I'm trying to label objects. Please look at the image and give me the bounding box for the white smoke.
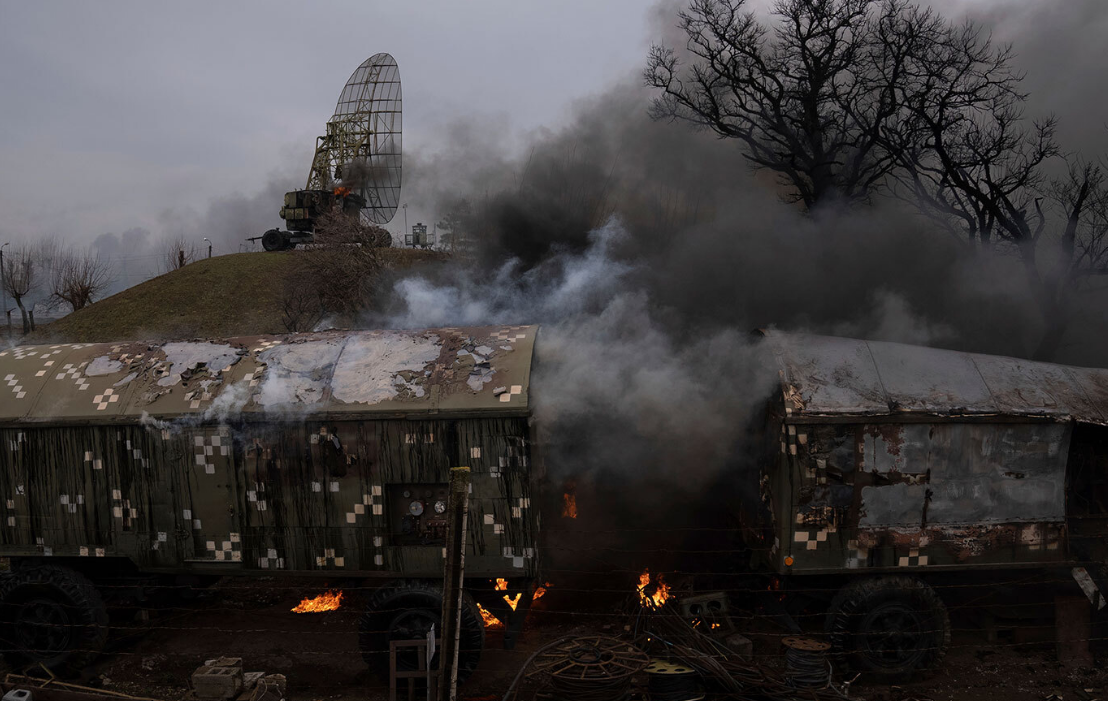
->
[382,218,776,484]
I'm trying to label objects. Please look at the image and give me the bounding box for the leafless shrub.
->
[160,236,198,274]
[281,284,327,332]
[280,208,384,330]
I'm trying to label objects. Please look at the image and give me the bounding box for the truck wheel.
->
[825,576,949,679]
[358,580,485,684]
[261,229,287,252]
[0,564,109,676]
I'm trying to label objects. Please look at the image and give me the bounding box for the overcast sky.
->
[2,0,1104,258]
[0,0,656,249]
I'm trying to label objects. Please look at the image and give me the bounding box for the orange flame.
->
[494,578,522,610]
[291,590,343,613]
[637,569,670,608]
[533,584,548,602]
[477,603,503,629]
[333,186,351,197]
[562,479,578,519]
[491,575,520,611]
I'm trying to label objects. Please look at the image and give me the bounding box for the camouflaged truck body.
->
[0,326,540,578]
[747,331,1108,577]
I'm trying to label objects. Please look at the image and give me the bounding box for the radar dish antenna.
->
[308,53,402,225]
[259,53,402,251]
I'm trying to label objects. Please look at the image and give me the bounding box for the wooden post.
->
[1055,595,1093,667]
[438,467,471,701]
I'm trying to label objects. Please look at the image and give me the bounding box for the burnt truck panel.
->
[780,421,1071,573]
[0,327,539,579]
[752,330,1108,576]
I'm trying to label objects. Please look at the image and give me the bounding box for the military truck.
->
[744,330,1108,676]
[0,326,539,678]
[4,325,1108,680]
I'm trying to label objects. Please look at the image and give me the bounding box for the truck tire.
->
[261,229,287,252]
[0,563,109,676]
[358,580,485,684]
[825,576,949,679]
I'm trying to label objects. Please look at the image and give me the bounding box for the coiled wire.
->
[541,672,636,701]
[783,639,831,689]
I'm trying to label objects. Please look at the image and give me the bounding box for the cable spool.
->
[532,636,649,701]
[644,659,704,701]
[782,636,831,688]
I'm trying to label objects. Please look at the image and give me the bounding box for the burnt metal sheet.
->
[859,483,927,527]
[769,333,888,415]
[857,423,1069,528]
[925,423,1068,524]
[784,420,1075,574]
[0,326,536,425]
[762,330,1108,425]
[866,342,993,414]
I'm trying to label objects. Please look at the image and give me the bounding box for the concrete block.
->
[191,664,243,700]
[725,633,753,660]
[203,657,243,670]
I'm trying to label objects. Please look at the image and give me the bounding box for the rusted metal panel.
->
[856,423,1069,527]
[858,483,927,527]
[0,326,536,425]
[777,420,1073,575]
[926,423,1068,524]
[762,330,1108,425]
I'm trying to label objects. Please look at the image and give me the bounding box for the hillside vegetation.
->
[28,248,446,343]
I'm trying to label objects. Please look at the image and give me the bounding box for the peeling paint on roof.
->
[0,326,536,424]
[761,330,1108,424]
[85,356,124,376]
[330,333,441,405]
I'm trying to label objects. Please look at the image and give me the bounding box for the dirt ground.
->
[15,579,1108,701]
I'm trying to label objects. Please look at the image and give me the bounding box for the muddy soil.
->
[10,579,1106,701]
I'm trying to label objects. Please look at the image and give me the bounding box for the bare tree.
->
[886,18,1106,359]
[160,236,198,274]
[50,251,114,312]
[645,0,939,209]
[1,247,37,334]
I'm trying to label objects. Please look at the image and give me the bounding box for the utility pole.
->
[203,237,212,259]
[0,243,8,340]
[403,203,409,245]
[438,466,470,701]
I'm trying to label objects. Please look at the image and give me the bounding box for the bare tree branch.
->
[1,247,37,334]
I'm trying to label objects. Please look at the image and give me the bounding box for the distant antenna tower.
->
[256,53,402,251]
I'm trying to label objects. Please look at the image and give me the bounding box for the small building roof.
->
[0,325,536,425]
[761,330,1108,425]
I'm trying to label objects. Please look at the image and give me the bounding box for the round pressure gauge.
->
[408,500,425,516]
[434,500,447,514]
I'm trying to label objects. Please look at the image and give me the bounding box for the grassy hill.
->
[29,248,445,343]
